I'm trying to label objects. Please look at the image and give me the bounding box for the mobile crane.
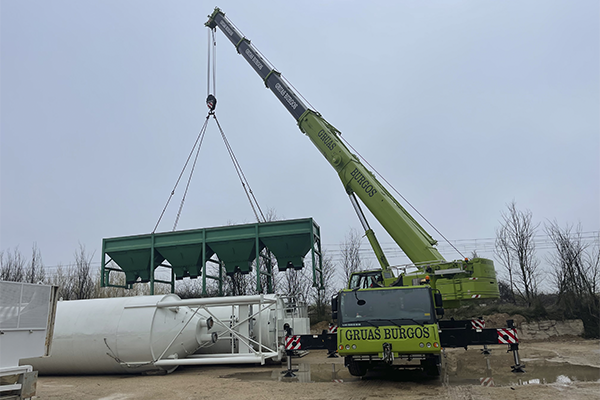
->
[205,7,523,377]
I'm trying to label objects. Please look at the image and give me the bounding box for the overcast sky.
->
[1,1,598,280]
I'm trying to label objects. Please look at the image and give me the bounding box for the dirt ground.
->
[33,338,599,400]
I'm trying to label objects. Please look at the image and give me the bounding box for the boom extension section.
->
[206,8,445,265]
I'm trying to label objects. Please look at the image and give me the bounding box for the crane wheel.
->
[346,357,368,377]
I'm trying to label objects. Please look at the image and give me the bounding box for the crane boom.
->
[206,8,444,265]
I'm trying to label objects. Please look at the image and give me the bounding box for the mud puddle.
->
[222,363,361,383]
[223,358,599,386]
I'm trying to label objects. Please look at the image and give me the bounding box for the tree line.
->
[0,231,360,325]
[2,202,599,336]
[494,201,599,337]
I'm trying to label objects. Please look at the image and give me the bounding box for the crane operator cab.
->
[348,269,397,289]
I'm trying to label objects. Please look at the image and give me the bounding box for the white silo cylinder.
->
[21,294,210,375]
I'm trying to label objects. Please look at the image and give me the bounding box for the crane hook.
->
[206,94,217,112]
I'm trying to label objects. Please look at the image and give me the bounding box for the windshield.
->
[340,287,435,325]
[349,271,384,290]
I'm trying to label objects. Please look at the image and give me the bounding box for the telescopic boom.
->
[206,8,444,267]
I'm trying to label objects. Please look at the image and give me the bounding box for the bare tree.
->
[278,267,311,303]
[309,251,339,322]
[224,270,253,296]
[588,235,600,295]
[72,243,95,300]
[0,247,26,282]
[175,278,203,299]
[340,228,363,287]
[494,201,540,306]
[48,263,73,300]
[497,280,515,303]
[546,222,599,338]
[25,243,45,284]
[495,227,516,303]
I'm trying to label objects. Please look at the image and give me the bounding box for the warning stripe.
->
[480,377,495,386]
[497,328,519,344]
[471,319,485,330]
[284,335,302,350]
[328,324,338,334]
[471,294,481,298]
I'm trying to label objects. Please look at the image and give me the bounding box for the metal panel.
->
[0,282,57,368]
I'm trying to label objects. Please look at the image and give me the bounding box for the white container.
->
[22,294,211,375]
[21,294,311,374]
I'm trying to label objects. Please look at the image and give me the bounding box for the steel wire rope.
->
[172,121,209,231]
[338,135,466,260]
[155,28,219,232]
[153,115,211,233]
[212,114,266,223]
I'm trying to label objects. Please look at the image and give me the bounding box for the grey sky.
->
[1,1,598,277]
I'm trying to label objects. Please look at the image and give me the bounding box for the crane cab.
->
[348,269,397,289]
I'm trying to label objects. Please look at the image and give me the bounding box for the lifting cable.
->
[213,114,266,223]
[153,27,265,233]
[172,120,206,231]
[153,115,210,233]
[338,135,466,260]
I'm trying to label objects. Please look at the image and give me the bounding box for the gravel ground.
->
[32,338,600,400]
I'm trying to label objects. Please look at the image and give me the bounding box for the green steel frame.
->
[101,218,323,295]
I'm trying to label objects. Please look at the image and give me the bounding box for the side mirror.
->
[331,294,338,320]
[434,293,444,317]
[434,292,443,308]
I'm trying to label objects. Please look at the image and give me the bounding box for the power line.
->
[321,231,600,263]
